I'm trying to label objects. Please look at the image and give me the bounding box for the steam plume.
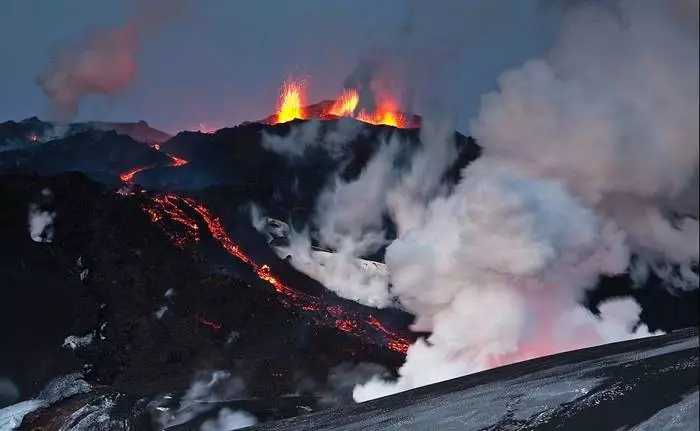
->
[352,0,697,401]
[36,0,189,119]
[273,120,457,308]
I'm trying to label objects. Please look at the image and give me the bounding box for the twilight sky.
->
[0,0,562,134]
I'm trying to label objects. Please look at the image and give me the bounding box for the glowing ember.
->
[335,319,358,333]
[274,79,308,124]
[199,318,222,331]
[142,194,200,248]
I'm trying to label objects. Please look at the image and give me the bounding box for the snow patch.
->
[62,332,95,350]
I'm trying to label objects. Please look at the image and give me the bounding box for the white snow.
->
[200,408,257,431]
[62,332,95,350]
[631,391,699,431]
[155,305,168,320]
[0,400,45,431]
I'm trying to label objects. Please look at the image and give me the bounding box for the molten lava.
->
[167,153,188,167]
[328,89,360,117]
[119,146,412,354]
[270,80,417,129]
[275,79,308,124]
[120,166,151,184]
[356,98,407,128]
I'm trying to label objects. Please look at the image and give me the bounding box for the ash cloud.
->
[36,0,189,120]
[349,0,697,401]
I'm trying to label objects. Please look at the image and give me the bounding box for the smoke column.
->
[353,0,698,401]
[36,0,189,119]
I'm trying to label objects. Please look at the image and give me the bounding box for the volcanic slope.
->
[0,116,697,429]
[1,171,412,425]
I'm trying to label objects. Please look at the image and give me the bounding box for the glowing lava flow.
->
[118,148,412,354]
[275,79,308,124]
[180,196,411,353]
[120,166,151,183]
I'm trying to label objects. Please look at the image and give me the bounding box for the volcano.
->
[0,109,697,430]
[256,79,422,129]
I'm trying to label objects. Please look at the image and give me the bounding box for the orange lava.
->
[167,153,188,167]
[179,196,412,353]
[335,318,359,333]
[355,98,407,128]
[119,147,188,184]
[142,193,200,248]
[118,145,412,354]
[328,89,360,117]
[271,79,416,128]
[120,166,151,183]
[275,79,308,124]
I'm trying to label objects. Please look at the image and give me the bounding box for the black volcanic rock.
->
[0,129,171,183]
[0,117,171,149]
[0,172,409,428]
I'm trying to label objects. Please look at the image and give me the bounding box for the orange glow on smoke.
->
[275,79,308,124]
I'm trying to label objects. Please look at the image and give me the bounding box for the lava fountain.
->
[268,80,419,129]
[275,79,308,124]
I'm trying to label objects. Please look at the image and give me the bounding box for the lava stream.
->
[119,150,412,354]
[120,166,151,183]
[180,195,411,353]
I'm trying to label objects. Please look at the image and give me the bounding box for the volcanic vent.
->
[259,79,421,129]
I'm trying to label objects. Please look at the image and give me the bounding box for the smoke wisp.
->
[36,0,189,120]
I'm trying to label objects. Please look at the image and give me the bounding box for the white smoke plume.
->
[267,121,456,308]
[261,120,323,158]
[151,370,247,429]
[36,0,189,119]
[199,408,257,431]
[28,189,56,243]
[261,117,364,160]
[353,0,697,401]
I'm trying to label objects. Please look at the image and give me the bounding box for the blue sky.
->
[0,1,560,134]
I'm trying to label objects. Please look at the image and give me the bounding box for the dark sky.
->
[0,0,560,134]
